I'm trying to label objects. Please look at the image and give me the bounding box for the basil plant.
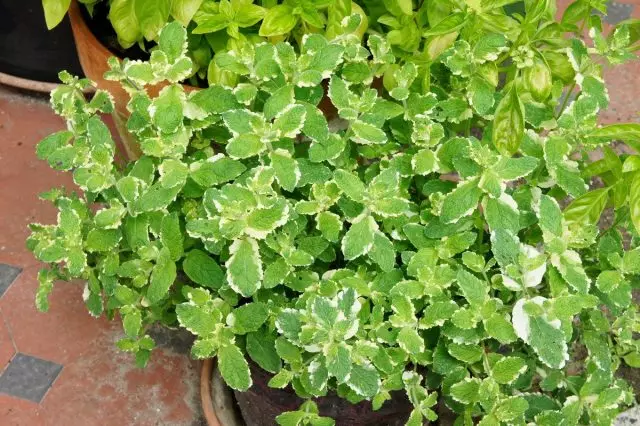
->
[30,4,640,426]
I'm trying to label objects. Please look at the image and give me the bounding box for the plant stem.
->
[556,81,576,118]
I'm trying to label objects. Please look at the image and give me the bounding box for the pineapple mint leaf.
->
[226,238,263,297]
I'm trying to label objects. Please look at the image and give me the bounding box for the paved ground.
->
[0,87,204,425]
[0,1,638,425]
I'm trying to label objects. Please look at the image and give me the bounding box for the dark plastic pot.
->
[201,359,415,426]
[233,361,413,426]
[0,0,83,91]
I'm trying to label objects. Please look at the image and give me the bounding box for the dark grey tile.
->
[0,353,62,402]
[605,1,634,25]
[0,263,21,298]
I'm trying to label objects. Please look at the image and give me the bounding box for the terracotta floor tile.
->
[39,340,202,426]
[0,394,43,426]
[0,265,118,365]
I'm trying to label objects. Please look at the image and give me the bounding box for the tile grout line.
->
[0,307,18,355]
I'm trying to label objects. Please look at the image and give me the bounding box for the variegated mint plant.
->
[29,5,640,425]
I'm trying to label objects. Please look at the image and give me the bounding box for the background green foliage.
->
[32,1,640,425]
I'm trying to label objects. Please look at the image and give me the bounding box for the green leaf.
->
[423,12,466,36]
[483,195,520,233]
[85,229,121,252]
[316,211,342,242]
[420,301,459,328]
[492,357,528,384]
[563,188,609,226]
[473,33,508,63]
[269,369,293,388]
[109,0,142,48]
[484,313,517,344]
[369,232,396,272]
[450,378,481,404]
[218,344,252,391]
[512,299,568,369]
[190,86,240,114]
[42,0,71,29]
[226,238,262,297]
[35,269,55,312]
[147,248,177,304]
[347,363,380,398]
[176,303,217,336]
[492,88,525,155]
[342,215,377,260]
[247,331,281,374]
[233,0,265,27]
[326,343,352,383]
[447,343,483,363]
[490,229,519,267]
[629,172,640,234]
[183,249,224,289]
[273,105,306,138]
[333,170,365,202]
[492,156,539,180]
[412,149,438,175]
[270,149,300,192]
[36,130,73,161]
[351,120,388,145]
[456,269,488,306]
[246,199,289,239]
[134,0,171,41]
[264,85,294,121]
[259,4,297,36]
[226,133,265,159]
[229,302,269,334]
[160,213,183,261]
[494,396,529,422]
[123,308,143,338]
[440,178,482,223]
[587,123,640,149]
[536,194,563,236]
[171,0,203,26]
[397,328,425,355]
[190,155,246,187]
[158,21,187,62]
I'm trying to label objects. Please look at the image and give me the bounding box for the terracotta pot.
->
[67,1,197,160]
[200,359,244,426]
[201,359,413,426]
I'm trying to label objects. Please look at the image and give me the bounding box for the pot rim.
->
[200,358,245,426]
[200,359,222,426]
[68,0,198,91]
[0,71,61,93]
[68,1,115,64]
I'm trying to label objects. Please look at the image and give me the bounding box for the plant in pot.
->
[29,3,640,426]
[42,0,366,87]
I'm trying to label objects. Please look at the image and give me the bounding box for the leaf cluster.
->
[30,3,640,425]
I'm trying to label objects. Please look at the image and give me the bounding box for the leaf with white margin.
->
[440,178,482,224]
[346,363,380,398]
[219,344,252,391]
[550,250,590,294]
[512,297,568,369]
[342,215,378,260]
[491,356,528,384]
[226,238,263,297]
[316,211,342,242]
[273,104,306,138]
[245,199,289,239]
[270,149,300,192]
[412,149,439,175]
[226,133,265,159]
[351,120,387,145]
